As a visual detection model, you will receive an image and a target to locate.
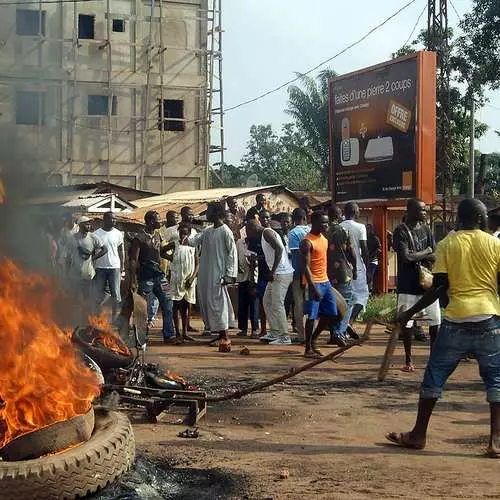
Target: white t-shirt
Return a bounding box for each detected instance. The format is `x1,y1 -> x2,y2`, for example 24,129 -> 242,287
341,219 -> 367,272
93,227 -> 124,269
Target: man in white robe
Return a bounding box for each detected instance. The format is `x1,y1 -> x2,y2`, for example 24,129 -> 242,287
190,201 -> 237,342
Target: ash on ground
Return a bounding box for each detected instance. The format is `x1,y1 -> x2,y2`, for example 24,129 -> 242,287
87,455 -> 245,500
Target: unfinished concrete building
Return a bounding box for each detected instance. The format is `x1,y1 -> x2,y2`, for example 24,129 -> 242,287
0,0 -> 220,193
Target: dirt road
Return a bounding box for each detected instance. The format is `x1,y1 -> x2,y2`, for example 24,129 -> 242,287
132,323 -> 500,499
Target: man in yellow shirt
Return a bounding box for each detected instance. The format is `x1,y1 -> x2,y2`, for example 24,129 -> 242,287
386,198 -> 500,457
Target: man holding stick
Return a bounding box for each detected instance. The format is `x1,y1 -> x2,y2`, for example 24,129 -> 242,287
386,199 -> 500,456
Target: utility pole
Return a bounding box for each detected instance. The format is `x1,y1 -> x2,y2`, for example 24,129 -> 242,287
428,0 -> 451,225
468,97 -> 475,198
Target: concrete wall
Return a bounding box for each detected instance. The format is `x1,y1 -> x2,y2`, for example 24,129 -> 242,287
0,0 -> 208,192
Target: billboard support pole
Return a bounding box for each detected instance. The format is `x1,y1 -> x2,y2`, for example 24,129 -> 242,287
373,206 -> 388,294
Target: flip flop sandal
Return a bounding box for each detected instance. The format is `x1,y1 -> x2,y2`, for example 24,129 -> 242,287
178,427 -> 199,439
304,351 -> 322,359
183,335 -> 196,342
312,348 -> 323,356
485,448 -> 500,458
401,364 -> 415,373
385,432 -> 425,450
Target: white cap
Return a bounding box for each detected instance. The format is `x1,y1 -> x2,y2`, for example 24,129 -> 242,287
77,216 -> 92,224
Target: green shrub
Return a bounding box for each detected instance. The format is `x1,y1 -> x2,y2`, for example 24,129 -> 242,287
358,293 -> 397,323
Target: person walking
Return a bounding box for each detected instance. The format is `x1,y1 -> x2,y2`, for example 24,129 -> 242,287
386,199 -> 500,456
236,236 -> 259,338
246,219 -> 294,345
327,204 -> 358,345
129,210 -> 175,343
189,202 -> 237,345
288,208 -> 309,344
301,211 -> 340,358
341,202 -> 370,322
366,223 -> 382,291
247,210 -> 272,338
392,198 -> 441,372
93,211 -> 125,322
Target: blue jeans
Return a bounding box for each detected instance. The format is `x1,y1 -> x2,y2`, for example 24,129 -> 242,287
139,276 -> 174,340
148,295 -> 159,322
304,282 -> 338,320
330,282 -> 354,336
94,268 -> 121,320
421,316 -> 500,403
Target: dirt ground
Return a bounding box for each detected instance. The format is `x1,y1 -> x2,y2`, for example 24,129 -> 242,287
131,320 -> 500,499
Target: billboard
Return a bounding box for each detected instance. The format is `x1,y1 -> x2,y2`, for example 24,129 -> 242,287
329,52 -> 436,204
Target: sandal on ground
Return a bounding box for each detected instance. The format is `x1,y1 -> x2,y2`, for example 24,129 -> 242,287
485,447 -> 500,458
304,351 -> 322,359
182,334 -> 196,342
164,337 -> 182,345
312,347 -> 323,356
385,432 -> 425,450
401,363 -> 415,373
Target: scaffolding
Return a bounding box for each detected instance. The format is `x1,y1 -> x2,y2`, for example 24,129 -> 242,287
206,0 -> 224,187
428,0 -> 452,228
1,0 -> 212,193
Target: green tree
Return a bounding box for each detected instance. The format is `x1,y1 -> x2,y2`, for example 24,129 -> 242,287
285,69 -> 336,186
394,28 -> 488,194
239,123 -> 323,191
209,162 -> 247,188
456,0 -> 500,92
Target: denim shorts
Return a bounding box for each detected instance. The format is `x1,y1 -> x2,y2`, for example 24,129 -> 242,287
304,281 -> 338,320
421,316 -> 500,403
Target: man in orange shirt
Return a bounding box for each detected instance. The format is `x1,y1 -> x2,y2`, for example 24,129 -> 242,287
301,211 -> 339,358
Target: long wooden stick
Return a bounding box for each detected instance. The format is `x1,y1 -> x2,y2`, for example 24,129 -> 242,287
203,341 -> 362,402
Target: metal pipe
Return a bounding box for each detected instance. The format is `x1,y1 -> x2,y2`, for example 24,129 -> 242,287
468,96 -> 475,198
139,0 -> 155,189
158,0 -> 165,193
106,0 -> 113,183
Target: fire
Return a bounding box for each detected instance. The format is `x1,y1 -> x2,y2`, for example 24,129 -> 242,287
0,178 -> 4,204
88,314 -> 132,357
0,259 -> 100,449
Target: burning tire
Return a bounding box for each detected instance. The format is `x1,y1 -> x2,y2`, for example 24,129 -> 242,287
0,410 -> 135,500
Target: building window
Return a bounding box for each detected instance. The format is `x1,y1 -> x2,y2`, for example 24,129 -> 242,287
112,19 -> 125,32
88,95 -> 117,116
16,9 -> 46,36
158,99 -> 185,131
16,91 -> 45,125
78,14 -> 95,39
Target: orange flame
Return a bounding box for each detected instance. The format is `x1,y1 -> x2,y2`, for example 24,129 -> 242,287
0,178 -> 4,204
88,314 -> 132,357
0,260 -> 100,449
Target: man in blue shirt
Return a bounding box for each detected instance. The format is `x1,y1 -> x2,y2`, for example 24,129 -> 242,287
288,208 -> 310,344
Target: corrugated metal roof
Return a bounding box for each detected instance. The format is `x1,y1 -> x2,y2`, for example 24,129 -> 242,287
132,185 -> 283,208
122,185 -> 299,223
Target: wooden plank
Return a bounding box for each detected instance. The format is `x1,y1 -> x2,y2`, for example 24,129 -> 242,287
378,324 -> 401,382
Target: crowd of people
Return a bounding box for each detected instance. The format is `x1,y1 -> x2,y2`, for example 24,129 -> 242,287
42,193 -> 500,457
48,194 -> 499,368
117,193 -> 386,358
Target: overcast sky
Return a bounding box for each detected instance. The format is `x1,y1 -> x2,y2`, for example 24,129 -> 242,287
220,0 -> 500,170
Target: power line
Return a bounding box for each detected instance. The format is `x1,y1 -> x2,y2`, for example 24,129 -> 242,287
225,0 -> 419,113
402,4 -> 426,47
449,0 -> 462,20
